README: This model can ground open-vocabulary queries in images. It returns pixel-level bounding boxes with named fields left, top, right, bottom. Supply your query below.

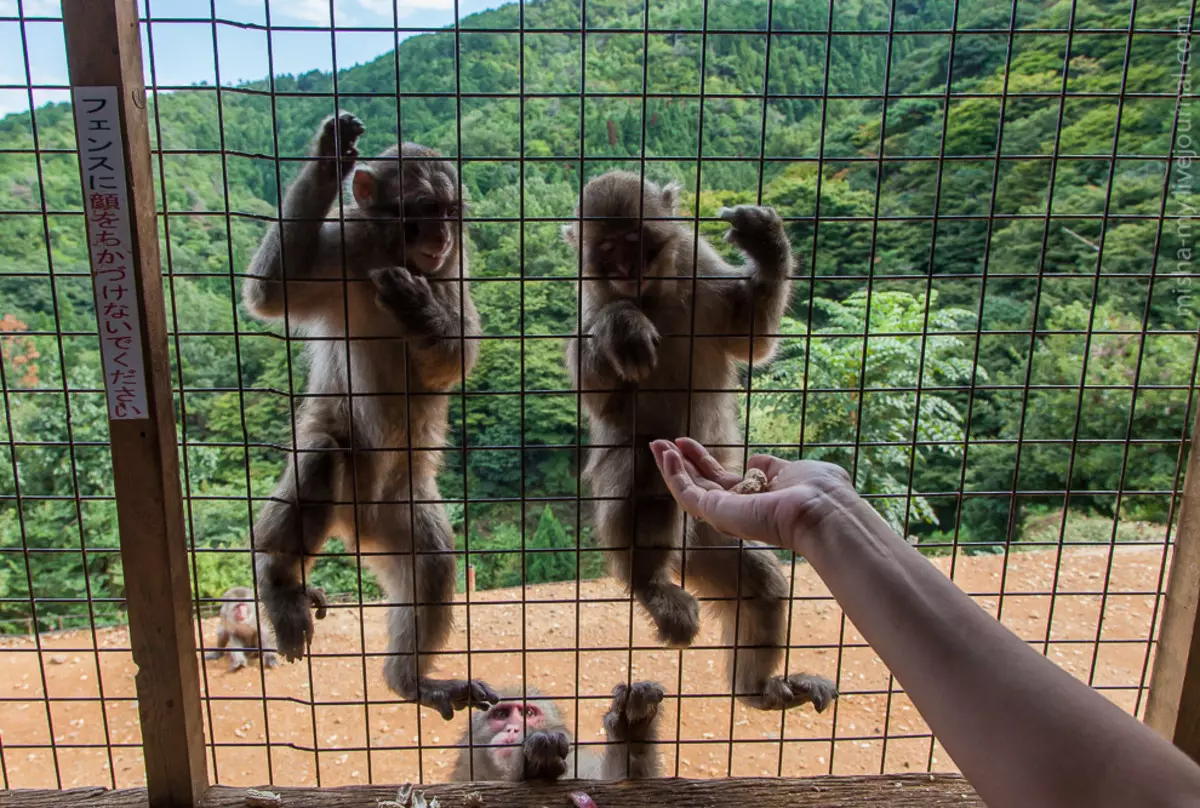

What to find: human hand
left=649, top=437, right=859, bottom=553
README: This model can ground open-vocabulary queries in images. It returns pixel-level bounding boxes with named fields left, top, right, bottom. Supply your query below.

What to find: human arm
left=649, top=437, right=1200, bottom=808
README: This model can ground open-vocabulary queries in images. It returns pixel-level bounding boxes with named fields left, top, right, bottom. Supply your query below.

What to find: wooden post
left=1148, top=406, right=1200, bottom=760
left=61, top=1, right=208, bottom=804
left=468, top=564, right=477, bottom=593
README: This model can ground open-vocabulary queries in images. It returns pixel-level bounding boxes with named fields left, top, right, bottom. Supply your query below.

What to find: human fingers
left=650, top=440, right=725, bottom=492
left=661, top=449, right=767, bottom=542
left=657, top=448, right=711, bottom=519
left=674, top=437, right=743, bottom=489
left=747, top=454, right=791, bottom=480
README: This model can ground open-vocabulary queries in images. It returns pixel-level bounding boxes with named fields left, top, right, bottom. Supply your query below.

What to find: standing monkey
left=451, top=682, right=665, bottom=781
left=205, top=586, right=280, bottom=673
left=564, top=171, right=837, bottom=713
left=243, top=112, right=496, bottom=719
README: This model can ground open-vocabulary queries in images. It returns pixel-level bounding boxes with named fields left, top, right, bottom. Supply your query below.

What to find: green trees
left=753, top=291, right=985, bottom=532
left=0, top=0, right=1193, bottom=629
left=465, top=506, right=605, bottom=591
left=526, top=506, right=578, bottom=584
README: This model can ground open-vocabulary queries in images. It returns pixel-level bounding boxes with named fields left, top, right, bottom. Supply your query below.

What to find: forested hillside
left=0, top=0, right=1195, bottom=630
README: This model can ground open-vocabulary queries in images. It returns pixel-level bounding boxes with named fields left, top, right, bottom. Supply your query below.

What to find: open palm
left=649, top=438, right=856, bottom=551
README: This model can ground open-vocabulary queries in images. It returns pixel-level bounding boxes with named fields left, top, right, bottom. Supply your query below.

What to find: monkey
left=563, top=171, right=838, bottom=714
left=242, top=111, right=496, bottom=720
left=204, top=586, right=279, bottom=673
left=451, top=681, right=665, bottom=781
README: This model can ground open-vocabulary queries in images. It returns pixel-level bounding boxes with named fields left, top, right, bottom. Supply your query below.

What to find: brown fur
left=451, top=682, right=664, bottom=781
left=564, top=171, right=837, bottom=713
left=205, top=586, right=278, bottom=673
left=243, top=113, right=495, bottom=720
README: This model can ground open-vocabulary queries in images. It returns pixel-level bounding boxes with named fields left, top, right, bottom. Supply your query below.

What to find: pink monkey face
left=233, top=603, right=251, bottom=623
left=484, top=701, right=545, bottom=761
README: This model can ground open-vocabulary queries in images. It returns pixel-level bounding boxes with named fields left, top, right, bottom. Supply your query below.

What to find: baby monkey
left=564, top=171, right=837, bottom=714
left=205, top=586, right=280, bottom=674
left=451, top=682, right=665, bottom=781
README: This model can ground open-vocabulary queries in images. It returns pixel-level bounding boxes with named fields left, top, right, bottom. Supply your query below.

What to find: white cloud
left=275, top=0, right=333, bottom=25
left=0, top=83, right=31, bottom=118
left=0, top=83, right=70, bottom=118
left=0, top=0, right=61, bottom=16
left=356, top=0, right=455, bottom=17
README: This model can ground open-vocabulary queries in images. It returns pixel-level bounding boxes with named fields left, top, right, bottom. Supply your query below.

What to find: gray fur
left=451, top=682, right=665, bottom=781
left=565, top=171, right=837, bottom=713
left=243, top=112, right=494, bottom=720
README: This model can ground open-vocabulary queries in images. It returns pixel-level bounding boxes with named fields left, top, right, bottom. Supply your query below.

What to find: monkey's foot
left=316, top=112, right=365, bottom=175
left=203, top=650, right=224, bottom=662
left=262, top=653, right=280, bottom=671
left=228, top=655, right=248, bottom=674
left=754, top=673, right=839, bottom=713
left=522, top=730, right=570, bottom=781
left=640, top=584, right=700, bottom=648
left=264, top=585, right=327, bottom=662
left=605, top=681, right=665, bottom=740
left=417, top=678, right=500, bottom=721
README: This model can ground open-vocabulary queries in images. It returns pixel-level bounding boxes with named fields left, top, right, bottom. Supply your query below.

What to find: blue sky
left=0, top=0, right=505, bottom=116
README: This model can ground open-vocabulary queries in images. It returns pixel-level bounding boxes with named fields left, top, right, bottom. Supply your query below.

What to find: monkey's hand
left=758, top=673, right=839, bottom=713
left=522, top=730, right=570, bottom=781
left=597, top=306, right=660, bottom=382
left=420, top=679, right=501, bottom=722
left=371, top=267, right=444, bottom=337
left=266, top=585, right=328, bottom=662
left=718, top=205, right=790, bottom=274
left=604, top=681, right=664, bottom=742
left=313, top=111, right=365, bottom=181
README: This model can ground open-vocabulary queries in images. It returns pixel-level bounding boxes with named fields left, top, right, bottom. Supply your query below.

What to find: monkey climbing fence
left=0, top=0, right=1198, bottom=802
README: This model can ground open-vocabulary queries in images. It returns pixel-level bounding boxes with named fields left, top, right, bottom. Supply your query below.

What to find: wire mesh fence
left=0, top=0, right=1197, bottom=793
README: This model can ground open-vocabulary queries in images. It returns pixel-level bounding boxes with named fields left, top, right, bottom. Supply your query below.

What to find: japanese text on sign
left=73, top=86, right=148, bottom=420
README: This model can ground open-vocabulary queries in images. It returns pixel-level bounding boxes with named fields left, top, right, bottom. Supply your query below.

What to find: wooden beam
left=60, top=2, right=207, bottom=805
left=1148, top=406, right=1200, bottom=759
left=0, top=776, right=984, bottom=808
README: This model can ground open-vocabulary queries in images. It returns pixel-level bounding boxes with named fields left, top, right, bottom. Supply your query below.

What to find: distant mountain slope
left=0, top=0, right=1192, bottom=630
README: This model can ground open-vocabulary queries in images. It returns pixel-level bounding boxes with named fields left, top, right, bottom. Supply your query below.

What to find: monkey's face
left=565, top=172, right=682, bottom=299
left=481, top=700, right=546, bottom=763
left=232, top=603, right=251, bottom=624
left=397, top=195, right=462, bottom=274
left=353, top=156, right=464, bottom=275
left=580, top=221, right=674, bottom=298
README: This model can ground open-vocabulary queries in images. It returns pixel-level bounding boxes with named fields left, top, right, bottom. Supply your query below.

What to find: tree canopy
left=0, top=0, right=1194, bottom=630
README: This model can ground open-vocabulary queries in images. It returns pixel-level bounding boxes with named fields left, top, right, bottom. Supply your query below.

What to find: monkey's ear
left=351, top=167, right=376, bottom=209
left=660, top=181, right=682, bottom=214
left=561, top=223, right=577, bottom=247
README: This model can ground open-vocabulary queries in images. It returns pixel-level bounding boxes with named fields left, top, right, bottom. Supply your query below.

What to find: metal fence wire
left=0, top=0, right=1198, bottom=792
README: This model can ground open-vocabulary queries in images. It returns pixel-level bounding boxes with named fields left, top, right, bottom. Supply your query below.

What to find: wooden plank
left=59, top=2, right=208, bottom=805
left=0, top=776, right=983, bottom=808
left=1148, top=406, right=1200, bottom=759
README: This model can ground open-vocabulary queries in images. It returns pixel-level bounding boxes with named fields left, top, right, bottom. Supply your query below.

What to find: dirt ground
left=0, top=545, right=1168, bottom=790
